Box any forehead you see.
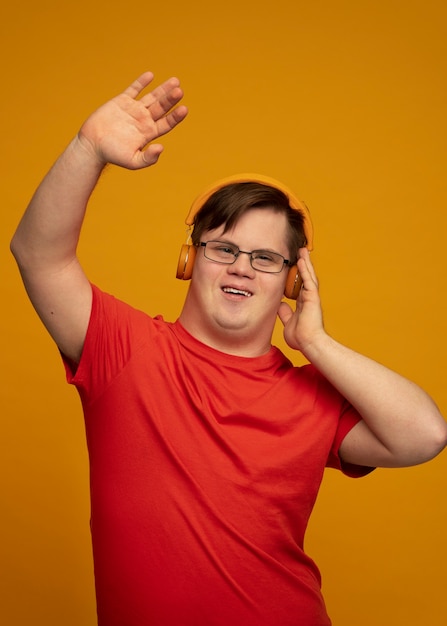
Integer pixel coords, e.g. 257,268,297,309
204,207,289,252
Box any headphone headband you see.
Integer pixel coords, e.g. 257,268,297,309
184,173,313,251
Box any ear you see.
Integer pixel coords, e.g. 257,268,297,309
176,244,197,280
284,265,302,299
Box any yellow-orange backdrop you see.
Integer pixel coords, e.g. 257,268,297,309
1,1,446,624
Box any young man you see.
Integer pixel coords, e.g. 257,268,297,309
11,72,447,626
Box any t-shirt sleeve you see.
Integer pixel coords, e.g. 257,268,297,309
327,401,375,478
62,284,155,405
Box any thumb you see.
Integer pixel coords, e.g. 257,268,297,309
140,144,164,167
277,301,294,327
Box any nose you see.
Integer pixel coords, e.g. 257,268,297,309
228,251,255,276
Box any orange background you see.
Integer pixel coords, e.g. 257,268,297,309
1,1,446,624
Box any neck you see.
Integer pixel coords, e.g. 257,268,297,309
178,306,273,358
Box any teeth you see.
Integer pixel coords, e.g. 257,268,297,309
223,287,252,297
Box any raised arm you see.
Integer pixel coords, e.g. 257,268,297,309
10,72,188,363
277,248,447,468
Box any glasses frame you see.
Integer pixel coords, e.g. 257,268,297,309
198,240,291,274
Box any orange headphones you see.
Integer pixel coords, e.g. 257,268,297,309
176,173,313,300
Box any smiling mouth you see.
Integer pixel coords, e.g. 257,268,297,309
222,287,253,297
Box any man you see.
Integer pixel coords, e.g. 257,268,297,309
11,72,447,625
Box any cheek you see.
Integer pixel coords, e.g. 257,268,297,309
190,255,220,290
191,254,208,278
263,272,287,298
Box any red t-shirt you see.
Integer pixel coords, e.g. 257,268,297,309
66,285,371,626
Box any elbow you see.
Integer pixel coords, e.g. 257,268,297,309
417,414,447,464
10,229,44,272
394,410,447,467
431,419,447,458
10,230,26,268
10,233,19,261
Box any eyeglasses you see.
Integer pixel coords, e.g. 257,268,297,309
198,240,291,273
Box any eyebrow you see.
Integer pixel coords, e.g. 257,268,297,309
212,238,285,255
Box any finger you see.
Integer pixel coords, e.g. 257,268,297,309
122,71,155,99
140,144,164,167
277,301,294,327
298,248,318,288
155,104,188,138
139,76,181,108
143,83,186,124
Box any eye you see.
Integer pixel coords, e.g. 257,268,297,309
253,251,277,265
208,242,237,258
256,252,275,262
216,245,236,255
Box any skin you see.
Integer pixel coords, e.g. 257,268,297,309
11,72,188,363
10,72,447,471
278,249,447,467
179,209,291,357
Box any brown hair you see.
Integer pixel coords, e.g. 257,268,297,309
191,182,307,263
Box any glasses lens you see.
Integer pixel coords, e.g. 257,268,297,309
205,241,238,263
251,251,285,273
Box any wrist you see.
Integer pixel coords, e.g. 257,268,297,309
73,132,108,171
299,330,334,363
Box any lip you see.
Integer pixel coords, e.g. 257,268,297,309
221,285,253,298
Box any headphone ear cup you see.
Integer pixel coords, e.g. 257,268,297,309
176,244,197,280
284,265,302,299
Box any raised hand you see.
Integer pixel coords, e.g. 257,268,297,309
277,248,326,354
77,71,188,169
10,72,187,362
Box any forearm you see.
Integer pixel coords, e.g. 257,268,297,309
303,332,447,464
12,72,188,273
11,135,105,271
10,73,187,364
279,248,446,466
